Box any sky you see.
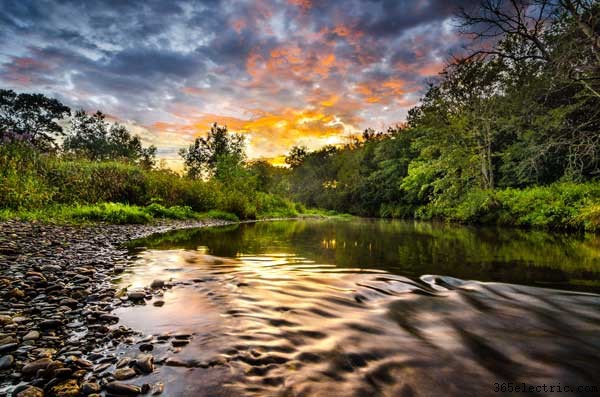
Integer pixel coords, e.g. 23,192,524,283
0,0,475,168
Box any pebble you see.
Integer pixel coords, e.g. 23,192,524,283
0,219,228,395
136,354,154,373
150,279,165,289
105,381,142,395
15,386,44,397
22,330,40,341
113,367,137,380
127,291,146,301
0,354,14,369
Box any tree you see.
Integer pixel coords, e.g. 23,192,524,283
64,109,156,166
0,89,70,149
179,123,246,180
285,145,308,168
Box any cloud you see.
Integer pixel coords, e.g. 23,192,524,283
0,0,472,166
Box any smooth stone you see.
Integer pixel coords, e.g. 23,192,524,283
151,382,164,395
74,357,93,368
171,339,189,347
16,386,44,397
21,358,52,375
50,379,80,397
0,315,12,325
127,291,146,301
150,280,164,289
81,382,101,395
115,357,131,368
0,343,18,354
0,354,14,369
105,381,142,395
113,367,137,380
164,357,189,367
135,354,154,373
152,300,164,307
39,319,62,329
139,343,153,352
53,367,73,378
23,330,40,341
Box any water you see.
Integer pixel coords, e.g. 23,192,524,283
114,219,600,396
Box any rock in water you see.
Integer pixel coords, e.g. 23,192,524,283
113,367,137,380
127,290,146,301
81,382,101,395
105,381,142,395
150,279,165,289
136,354,154,373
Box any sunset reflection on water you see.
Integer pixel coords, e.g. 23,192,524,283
112,220,600,396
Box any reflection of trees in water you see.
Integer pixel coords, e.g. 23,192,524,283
131,219,600,292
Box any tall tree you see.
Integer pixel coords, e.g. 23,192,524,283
64,109,156,166
0,89,70,149
179,123,246,180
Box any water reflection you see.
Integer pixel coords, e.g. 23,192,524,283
131,219,600,292
113,219,600,396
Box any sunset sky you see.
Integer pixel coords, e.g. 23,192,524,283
0,0,474,167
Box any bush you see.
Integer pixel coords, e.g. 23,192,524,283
145,203,195,219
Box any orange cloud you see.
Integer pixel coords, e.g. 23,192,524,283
288,0,312,10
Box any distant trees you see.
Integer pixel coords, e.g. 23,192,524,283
0,89,70,150
0,89,156,168
64,110,156,167
179,123,245,180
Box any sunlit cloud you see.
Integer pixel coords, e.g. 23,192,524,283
0,0,474,167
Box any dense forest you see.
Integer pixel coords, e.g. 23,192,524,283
1,0,599,230
266,0,600,229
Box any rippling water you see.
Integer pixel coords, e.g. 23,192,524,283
114,219,600,396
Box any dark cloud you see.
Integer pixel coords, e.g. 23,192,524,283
0,0,473,161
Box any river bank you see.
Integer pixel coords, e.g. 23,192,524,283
0,218,232,397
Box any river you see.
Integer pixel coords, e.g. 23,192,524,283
112,219,600,396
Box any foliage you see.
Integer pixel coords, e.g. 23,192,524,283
63,110,156,167
0,144,297,221
0,89,70,150
179,123,245,180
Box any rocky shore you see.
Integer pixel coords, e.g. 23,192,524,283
0,219,231,397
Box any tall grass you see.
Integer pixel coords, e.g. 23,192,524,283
0,144,294,223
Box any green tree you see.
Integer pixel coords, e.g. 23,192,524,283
0,89,70,150
64,109,156,166
179,123,246,180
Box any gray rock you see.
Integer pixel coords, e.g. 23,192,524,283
0,354,14,369
0,343,18,354
23,330,40,341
